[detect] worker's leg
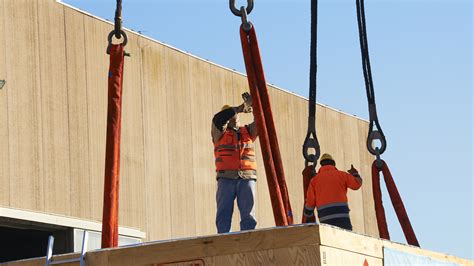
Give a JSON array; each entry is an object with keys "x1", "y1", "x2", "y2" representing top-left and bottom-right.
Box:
[
  {"x1": 216, "y1": 178, "x2": 237, "y2": 233},
  {"x1": 236, "y1": 179, "x2": 257, "y2": 231}
]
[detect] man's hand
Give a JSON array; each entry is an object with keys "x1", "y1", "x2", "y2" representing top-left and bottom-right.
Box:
[
  {"x1": 347, "y1": 164, "x2": 359, "y2": 176},
  {"x1": 348, "y1": 164, "x2": 363, "y2": 185},
  {"x1": 242, "y1": 92, "x2": 253, "y2": 113}
]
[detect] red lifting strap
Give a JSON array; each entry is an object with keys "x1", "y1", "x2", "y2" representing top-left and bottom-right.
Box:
[
  {"x1": 101, "y1": 44, "x2": 125, "y2": 248},
  {"x1": 301, "y1": 166, "x2": 316, "y2": 223},
  {"x1": 372, "y1": 160, "x2": 420, "y2": 247},
  {"x1": 240, "y1": 25, "x2": 293, "y2": 226}
]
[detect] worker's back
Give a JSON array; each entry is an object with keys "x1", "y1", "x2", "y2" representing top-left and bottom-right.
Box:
[
  {"x1": 305, "y1": 164, "x2": 362, "y2": 231},
  {"x1": 311, "y1": 165, "x2": 361, "y2": 207}
]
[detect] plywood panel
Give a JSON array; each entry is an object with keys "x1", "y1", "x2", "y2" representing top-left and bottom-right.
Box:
[
  {"x1": 319, "y1": 224, "x2": 383, "y2": 259},
  {"x1": 64, "y1": 6, "x2": 91, "y2": 220},
  {"x1": 210, "y1": 245, "x2": 321, "y2": 265},
  {"x1": 322, "y1": 109, "x2": 345, "y2": 166},
  {"x1": 320, "y1": 245, "x2": 382, "y2": 266},
  {"x1": 141, "y1": 42, "x2": 172, "y2": 241},
  {"x1": 37, "y1": 0, "x2": 71, "y2": 216},
  {"x1": 340, "y1": 113, "x2": 365, "y2": 234},
  {"x1": 87, "y1": 225, "x2": 321, "y2": 266},
  {"x1": 282, "y1": 93, "x2": 303, "y2": 224},
  {"x1": 5, "y1": 0, "x2": 44, "y2": 211},
  {"x1": 315, "y1": 104, "x2": 328, "y2": 154},
  {"x1": 188, "y1": 56, "x2": 215, "y2": 236},
  {"x1": 83, "y1": 15, "x2": 110, "y2": 222},
  {"x1": 292, "y1": 96, "x2": 314, "y2": 223},
  {"x1": 358, "y1": 120, "x2": 378, "y2": 237},
  {"x1": 118, "y1": 33, "x2": 146, "y2": 230},
  {"x1": 0, "y1": 0, "x2": 9, "y2": 207},
  {"x1": 210, "y1": 67, "x2": 234, "y2": 113},
  {"x1": 164, "y1": 48, "x2": 195, "y2": 238}
]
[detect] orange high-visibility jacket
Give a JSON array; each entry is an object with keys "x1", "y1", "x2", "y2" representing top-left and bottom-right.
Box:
[
  {"x1": 306, "y1": 165, "x2": 362, "y2": 208},
  {"x1": 214, "y1": 126, "x2": 257, "y2": 171}
]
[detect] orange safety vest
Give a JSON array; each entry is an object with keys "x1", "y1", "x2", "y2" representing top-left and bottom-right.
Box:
[
  {"x1": 214, "y1": 126, "x2": 257, "y2": 172},
  {"x1": 306, "y1": 165, "x2": 362, "y2": 208}
]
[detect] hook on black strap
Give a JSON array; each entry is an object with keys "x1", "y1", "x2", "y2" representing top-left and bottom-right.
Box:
[
  {"x1": 229, "y1": 0, "x2": 254, "y2": 17},
  {"x1": 303, "y1": 128, "x2": 320, "y2": 164},
  {"x1": 106, "y1": 30, "x2": 129, "y2": 55}
]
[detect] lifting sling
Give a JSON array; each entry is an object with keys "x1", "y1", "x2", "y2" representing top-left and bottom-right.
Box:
[
  {"x1": 230, "y1": 0, "x2": 293, "y2": 226},
  {"x1": 301, "y1": 0, "x2": 320, "y2": 224},
  {"x1": 356, "y1": 0, "x2": 419, "y2": 247},
  {"x1": 101, "y1": 0, "x2": 128, "y2": 249}
]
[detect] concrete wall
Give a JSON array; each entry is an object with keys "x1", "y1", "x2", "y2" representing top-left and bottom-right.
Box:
[{"x1": 0, "y1": 0, "x2": 378, "y2": 241}]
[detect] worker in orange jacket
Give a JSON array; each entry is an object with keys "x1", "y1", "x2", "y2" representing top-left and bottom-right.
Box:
[
  {"x1": 303, "y1": 153, "x2": 362, "y2": 230},
  {"x1": 211, "y1": 92, "x2": 258, "y2": 233}
]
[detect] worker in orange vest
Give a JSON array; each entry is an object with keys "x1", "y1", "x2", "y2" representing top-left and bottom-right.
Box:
[
  {"x1": 303, "y1": 153, "x2": 362, "y2": 230},
  {"x1": 211, "y1": 92, "x2": 258, "y2": 233}
]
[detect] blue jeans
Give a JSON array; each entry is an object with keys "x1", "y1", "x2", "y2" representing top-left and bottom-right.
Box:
[{"x1": 216, "y1": 178, "x2": 257, "y2": 233}]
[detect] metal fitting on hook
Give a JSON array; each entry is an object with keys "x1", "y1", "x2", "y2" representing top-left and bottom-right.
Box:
[
  {"x1": 230, "y1": 0, "x2": 254, "y2": 17},
  {"x1": 303, "y1": 129, "x2": 321, "y2": 165},
  {"x1": 367, "y1": 128, "x2": 387, "y2": 156},
  {"x1": 106, "y1": 29, "x2": 130, "y2": 56},
  {"x1": 375, "y1": 147, "x2": 383, "y2": 169},
  {"x1": 230, "y1": 0, "x2": 254, "y2": 32},
  {"x1": 239, "y1": 6, "x2": 252, "y2": 32}
]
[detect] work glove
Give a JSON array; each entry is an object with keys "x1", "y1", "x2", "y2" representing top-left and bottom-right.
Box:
[
  {"x1": 242, "y1": 92, "x2": 253, "y2": 113},
  {"x1": 347, "y1": 164, "x2": 359, "y2": 176}
]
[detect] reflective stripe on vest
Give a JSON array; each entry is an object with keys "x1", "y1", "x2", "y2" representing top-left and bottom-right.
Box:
[
  {"x1": 317, "y1": 202, "x2": 350, "y2": 222},
  {"x1": 214, "y1": 126, "x2": 257, "y2": 172}
]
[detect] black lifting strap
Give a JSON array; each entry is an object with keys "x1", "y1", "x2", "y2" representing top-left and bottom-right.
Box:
[
  {"x1": 356, "y1": 0, "x2": 386, "y2": 158},
  {"x1": 114, "y1": 0, "x2": 123, "y2": 39},
  {"x1": 303, "y1": 0, "x2": 320, "y2": 172}
]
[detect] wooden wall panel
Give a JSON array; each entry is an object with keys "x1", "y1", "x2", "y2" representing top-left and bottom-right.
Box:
[
  {"x1": 5, "y1": 0, "x2": 44, "y2": 211},
  {"x1": 164, "y1": 49, "x2": 195, "y2": 238},
  {"x1": 210, "y1": 67, "x2": 234, "y2": 113},
  {"x1": 37, "y1": 0, "x2": 71, "y2": 216},
  {"x1": 322, "y1": 109, "x2": 344, "y2": 166},
  {"x1": 141, "y1": 42, "x2": 172, "y2": 241},
  {"x1": 64, "y1": 5, "x2": 91, "y2": 220},
  {"x1": 292, "y1": 96, "x2": 313, "y2": 223},
  {"x1": 254, "y1": 136, "x2": 272, "y2": 228},
  {"x1": 0, "y1": 0, "x2": 9, "y2": 207},
  {"x1": 315, "y1": 104, "x2": 328, "y2": 159},
  {"x1": 83, "y1": 15, "x2": 109, "y2": 222},
  {"x1": 275, "y1": 91, "x2": 296, "y2": 224},
  {"x1": 358, "y1": 120, "x2": 378, "y2": 237},
  {"x1": 188, "y1": 57, "x2": 215, "y2": 236},
  {"x1": 118, "y1": 33, "x2": 146, "y2": 230},
  {"x1": 340, "y1": 114, "x2": 365, "y2": 233}
]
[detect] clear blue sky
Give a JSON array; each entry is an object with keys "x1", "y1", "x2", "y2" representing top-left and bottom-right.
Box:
[{"x1": 63, "y1": 0, "x2": 473, "y2": 259}]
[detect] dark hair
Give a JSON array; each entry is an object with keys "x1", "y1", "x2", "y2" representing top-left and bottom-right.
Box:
[{"x1": 320, "y1": 159, "x2": 335, "y2": 166}]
